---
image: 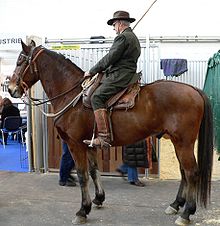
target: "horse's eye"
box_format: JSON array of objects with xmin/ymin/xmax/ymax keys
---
[{"xmin": 17, "ymin": 53, "xmax": 26, "ymax": 66}]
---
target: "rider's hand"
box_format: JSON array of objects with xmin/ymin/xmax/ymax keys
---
[{"xmin": 84, "ymin": 71, "xmax": 92, "ymax": 78}]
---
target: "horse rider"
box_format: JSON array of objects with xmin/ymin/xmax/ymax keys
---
[{"xmin": 83, "ymin": 10, "xmax": 141, "ymax": 148}]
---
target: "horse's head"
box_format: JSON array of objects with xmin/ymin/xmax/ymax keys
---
[{"xmin": 8, "ymin": 40, "xmax": 43, "ymax": 98}]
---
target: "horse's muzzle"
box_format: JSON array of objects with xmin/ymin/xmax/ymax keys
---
[{"xmin": 8, "ymin": 85, "xmax": 22, "ymax": 98}]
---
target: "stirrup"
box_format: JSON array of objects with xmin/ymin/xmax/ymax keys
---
[
  {"xmin": 99, "ymin": 138, "xmax": 111, "ymax": 149},
  {"xmin": 83, "ymin": 137, "xmax": 111, "ymax": 148}
]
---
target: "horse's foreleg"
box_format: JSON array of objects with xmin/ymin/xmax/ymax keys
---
[
  {"xmin": 69, "ymin": 144, "xmax": 92, "ymax": 225},
  {"xmin": 75, "ymin": 169, "xmax": 91, "ymax": 218},
  {"xmin": 88, "ymin": 148, "xmax": 105, "ymax": 207},
  {"xmin": 165, "ymin": 168, "xmax": 186, "ymax": 215}
]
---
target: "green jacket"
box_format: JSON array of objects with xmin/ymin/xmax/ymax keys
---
[{"xmin": 89, "ymin": 27, "xmax": 141, "ymax": 88}]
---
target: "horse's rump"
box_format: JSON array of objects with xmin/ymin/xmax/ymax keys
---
[{"xmin": 110, "ymin": 80, "xmax": 205, "ymax": 146}]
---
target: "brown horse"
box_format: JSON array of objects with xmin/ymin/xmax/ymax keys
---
[{"xmin": 8, "ymin": 40, "xmax": 213, "ymax": 225}]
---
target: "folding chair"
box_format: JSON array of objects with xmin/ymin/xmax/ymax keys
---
[{"xmin": 0, "ymin": 116, "xmax": 22, "ymax": 149}]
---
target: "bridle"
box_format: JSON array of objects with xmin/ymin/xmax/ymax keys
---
[
  {"xmin": 16, "ymin": 46, "xmax": 87, "ymax": 104},
  {"xmin": 15, "ymin": 46, "xmax": 44, "ymax": 93},
  {"xmin": 14, "ymin": 45, "xmax": 89, "ymax": 118}
]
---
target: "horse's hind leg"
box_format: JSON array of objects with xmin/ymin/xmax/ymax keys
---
[
  {"xmin": 87, "ymin": 148, "xmax": 105, "ymax": 207},
  {"xmin": 165, "ymin": 168, "xmax": 186, "ymax": 215},
  {"xmin": 173, "ymin": 143, "xmax": 198, "ymax": 225}
]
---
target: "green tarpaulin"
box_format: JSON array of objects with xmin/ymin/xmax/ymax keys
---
[{"xmin": 203, "ymin": 50, "xmax": 220, "ymax": 154}]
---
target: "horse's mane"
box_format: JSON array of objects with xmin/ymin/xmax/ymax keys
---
[{"xmin": 44, "ymin": 48, "xmax": 84, "ymax": 73}]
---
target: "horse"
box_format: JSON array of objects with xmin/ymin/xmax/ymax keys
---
[{"xmin": 8, "ymin": 40, "xmax": 213, "ymax": 225}]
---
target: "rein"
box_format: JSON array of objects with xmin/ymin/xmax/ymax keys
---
[
  {"xmin": 22, "ymin": 76, "xmax": 86, "ymax": 118},
  {"xmin": 24, "ymin": 89, "xmax": 84, "ymax": 118},
  {"xmin": 25, "ymin": 75, "xmax": 97, "ymax": 118},
  {"xmin": 16, "ymin": 45, "xmax": 91, "ymax": 118},
  {"xmin": 25, "ymin": 76, "xmax": 85, "ymax": 106},
  {"xmin": 18, "ymin": 47, "xmax": 85, "ymax": 106},
  {"xmin": 22, "ymin": 73, "xmax": 97, "ymax": 118},
  {"xmin": 22, "ymin": 75, "xmax": 87, "ymax": 118}
]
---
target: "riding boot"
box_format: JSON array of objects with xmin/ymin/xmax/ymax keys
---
[{"xmin": 83, "ymin": 109, "xmax": 111, "ymax": 148}]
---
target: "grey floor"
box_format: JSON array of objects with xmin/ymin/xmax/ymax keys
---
[{"xmin": 0, "ymin": 171, "xmax": 219, "ymax": 226}]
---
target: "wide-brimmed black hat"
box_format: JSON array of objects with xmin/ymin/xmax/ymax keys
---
[{"xmin": 107, "ymin": 11, "xmax": 136, "ymax": 25}]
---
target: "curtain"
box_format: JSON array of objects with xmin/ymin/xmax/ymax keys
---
[{"xmin": 203, "ymin": 50, "xmax": 220, "ymax": 154}]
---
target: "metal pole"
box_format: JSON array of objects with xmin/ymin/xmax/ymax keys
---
[
  {"xmin": 42, "ymin": 96, "xmax": 49, "ymax": 173},
  {"xmin": 157, "ymin": 138, "xmax": 160, "ymax": 178},
  {"xmin": 27, "ymin": 90, "xmax": 33, "ymax": 172}
]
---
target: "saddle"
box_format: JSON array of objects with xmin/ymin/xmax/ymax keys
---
[{"xmin": 82, "ymin": 73, "xmax": 141, "ymax": 110}]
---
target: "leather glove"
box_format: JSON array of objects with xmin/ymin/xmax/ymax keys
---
[{"xmin": 84, "ymin": 71, "xmax": 93, "ymax": 78}]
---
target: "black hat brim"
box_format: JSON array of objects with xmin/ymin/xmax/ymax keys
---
[{"xmin": 107, "ymin": 18, "xmax": 135, "ymax": 25}]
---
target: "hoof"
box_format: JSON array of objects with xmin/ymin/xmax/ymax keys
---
[
  {"xmin": 92, "ymin": 199, "xmax": 103, "ymax": 209},
  {"xmin": 165, "ymin": 205, "xmax": 178, "ymax": 215},
  {"xmin": 175, "ymin": 216, "xmax": 190, "ymax": 225},
  {"xmin": 72, "ymin": 216, "xmax": 87, "ymax": 225},
  {"xmin": 94, "ymin": 204, "xmax": 103, "ymax": 209}
]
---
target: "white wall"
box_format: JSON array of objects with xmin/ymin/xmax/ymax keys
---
[{"xmin": 158, "ymin": 42, "xmax": 219, "ymax": 60}]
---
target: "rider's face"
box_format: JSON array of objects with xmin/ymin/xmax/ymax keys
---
[{"xmin": 113, "ymin": 20, "xmax": 121, "ymax": 35}]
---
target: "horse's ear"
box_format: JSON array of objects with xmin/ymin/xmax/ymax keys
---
[
  {"xmin": 30, "ymin": 40, "xmax": 36, "ymax": 47},
  {"xmin": 21, "ymin": 40, "xmax": 29, "ymax": 53}
]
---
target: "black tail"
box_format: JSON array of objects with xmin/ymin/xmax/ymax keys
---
[{"xmin": 197, "ymin": 90, "xmax": 213, "ymax": 208}]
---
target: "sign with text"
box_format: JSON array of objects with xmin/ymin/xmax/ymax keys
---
[
  {"xmin": 50, "ymin": 45, "xmax": 81, "ymax": 50},
  {"xmin": 0, "ymin": 34, "xmax": 26, "ymax": 50}
]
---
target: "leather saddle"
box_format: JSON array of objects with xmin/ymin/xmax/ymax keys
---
[{"xmin": 82, "ymin": 72, "xmax": 141, "ymax": 110}]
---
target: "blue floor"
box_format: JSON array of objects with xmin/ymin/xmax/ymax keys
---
[{"xmin": 0, "ymin": 139, "xmax": 28, "ymax": 172}]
